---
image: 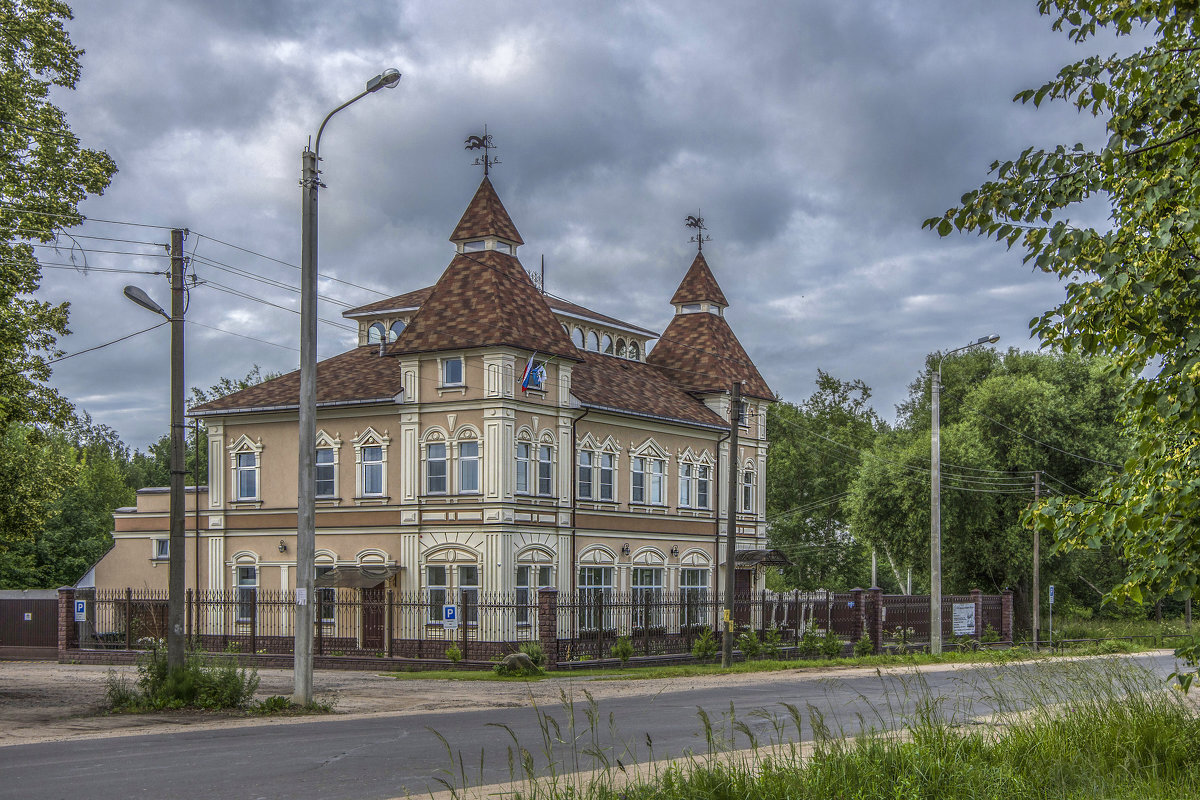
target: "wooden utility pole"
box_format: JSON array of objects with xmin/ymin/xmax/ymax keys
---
[
  {"xmin": 721, "ymin": 381, "xmax": 742, "ymax": 668},
  {"xmin": 1032, "ymin": 471, "xmax": 1040, "ymax": 651}
]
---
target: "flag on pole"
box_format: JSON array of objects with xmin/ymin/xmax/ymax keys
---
[{"xmin": 521, "ymin": 352, "xmax": 542, "ymax": 392}]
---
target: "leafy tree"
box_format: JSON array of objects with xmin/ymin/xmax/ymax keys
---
[
  {"xmin": 924, "ymin": 2, "xmax": 1200, "ymax": 672},
  {"xmin": 767, "ymin": 371, "xmax": 884, "ymax": 591},
  {"xmin": 0, "ymin": 0, "xmax": 117, "ymax": 428},
  {"xmin": 0, "ymin": 423, "xmax": 76, "ymax": 586},
  {"xmin": 847, "ymin": 348, "xmax": 1129, "ymax": 625}
]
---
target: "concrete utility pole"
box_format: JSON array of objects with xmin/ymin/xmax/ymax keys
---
[
  {"xmin": 1032, "ymin": 471, "xmax": 1041, "ymax": 651},
  {"xmin": 168, "ymin": 228, "xmax": 186, "ymax": 670},
  {"xmin": 721, "ymin": 381, "xmax": 742, "ymax": 668},
  {"xmin": 930, "ymin": 333, "xmax": 998, "ymax": 656},
  {"xmin": 295, "ymin": 68, "xmax": 400, "ymax": 706}
]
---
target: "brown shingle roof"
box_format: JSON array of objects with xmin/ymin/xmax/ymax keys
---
[
  {"xmin": 190, "ymin": 347, "xmax": 403, "ymax": 414},
  {"xmin": 646, "ymin": 312, "xmax": 773, "ymax": 400},
  {"xmin": 669, "ymin": 252, "xmax": 728, "ymax": 307},
  {"xmin": 342, "ymin": 287, "xmax": 433, "ymax": 318},
  {"xmin": 449, "ymin": 177, "xmax": 523, "ymax": 245},
  {"xmin": 386, "ymin": 250, "xmax": 580, "ymax": 361},
  {"xmin": 571, "ymin": 352, "xmax": 727, "ymax": 428}
]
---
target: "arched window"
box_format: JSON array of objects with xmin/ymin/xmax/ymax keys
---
[
  {"xmin": 627, "ymin": 341, "xmax": 640, "ymax": 361},
  {"xmin": 367, "ymin": 322, "xmax": 385, "ymax": 344},
  {"xmin": 572, "ymin": 327, "xmax": 585, "ymax": 348},
  {"xmin": 602, "ymin": 334, "xmax": 614, "ymax": 354},
  {"xmin": 586, "ymin": 331, "xmax": 599, "ymax": 352},
  {"xmin": 616, "ymin": 339, "xmax": 627, "ymax": 358},
  {"xmin": 389, "ymin": 320, "xmax": 406, "ymax": 340}
]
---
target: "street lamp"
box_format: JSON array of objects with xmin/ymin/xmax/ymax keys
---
[
  {"xmin": 123, "ymin": 229, "xmax": 187, "ymax": 670},
  {"xmin": 295, "ymin": 68, "xmax": 400, "ymax": 706},
  {"xmin": 930, "ymin": 333, "xmax": 998, "ymax": 655}
]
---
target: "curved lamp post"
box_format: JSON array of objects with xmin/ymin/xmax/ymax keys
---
[
  {"xmin": 296, "ymin": 68, "xmax": 400, "ymax": 705},
  {"xmin": 930, "ymin": 333, "xmax": 998, "ymax": 655}
]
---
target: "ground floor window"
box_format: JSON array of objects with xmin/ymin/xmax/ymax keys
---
[
  {"xmin": 236, "ymin": 566, "xmax": 256, "ymax": 622},
  {"xmin": 516, "ymin": 565, "xmax": 553, "ymax": 625},
  {"xmin": 427, "ymin": 565, "xmax": 447, "ymax": 622},
  {"xmin": 315, "ymin": 565, "xmax": 336, "ymax": 623},
  {"xmin": 631, "ymin": 567, "xmax": 664, "ymax": 629},
  {"xmin": 578, "ymin": 566, "xmax": 613, "ymax": 631},
  {"xmin": 459, "ymin": 564, "xmax": 479, "ymax": 624},
  {"xmin": 681, "ymin": 568, "xmax": 709, "ymax": 628},
  {"xmin": 427, "ymin": 563, "xmax": 480, "ymax": 623}
]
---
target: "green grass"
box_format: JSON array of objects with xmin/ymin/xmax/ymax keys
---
[{"xmin": 428, "ymin": 658, "xmax": 1200, "ymax": 800}]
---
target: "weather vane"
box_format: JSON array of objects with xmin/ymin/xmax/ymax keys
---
[
  {"xmin": 685, "ymin": 212, "xmax": 711, "ymax": 252},
  {"xmin": 465, "ymin": 124, "xmax": 500, "ymax": 176}
]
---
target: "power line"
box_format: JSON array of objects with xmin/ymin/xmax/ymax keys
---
[
  {"xmin": 191, "ymin": 253, "xmax": 355, "ymax": 309},
  {"xmin": 186, "ymin": 320, "xmax": 299, "ymax": 352},
  {"xmin": 970, "ymin": 408, "xmax": 1124, "ymax": 468},
  {"xmin": 0, "ymin": 202, "xmax": 176, "ymax": 230},
  {"xmin": 48, "ymin": 321, "xmax": 168, "ymax": 364},
  {"xmin": 198, "ymin": 280, "xmax": 356, "ymax": 333}
]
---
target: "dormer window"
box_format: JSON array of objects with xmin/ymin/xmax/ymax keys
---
[
  {"xmin": 494, "ymin": 242, "xmax": 513, "ymax": 255},
  {"xmin": 463, "ymin": 240, "xmax": 486, "ymax": 252},
  {"xmin": 682, "ymin": 303, "xmax": 702, "ymax": 314}
]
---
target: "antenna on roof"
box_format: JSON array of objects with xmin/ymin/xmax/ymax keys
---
[
  {"xmin": 465, "ymin": 124, "xmax": 500, "ymax": 177},
  {"xmin": 685, "ymin": 212, "xmax": 711, "ymax": 252}
]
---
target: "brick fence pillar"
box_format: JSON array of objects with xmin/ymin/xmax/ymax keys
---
[
  {"xmin": 58, "ymin": 587, "xmax": 78, "ymax": 660},
  {"xmin": 867, "ymin": 587, "xmax": 884, "ymax": 654},
  {"xmin": 1001, "ymin": 588, "xmax": 1014, "ymax": 644},
  {"xmin": 970, "ymin": 589, "xmax": 983, "ymax": 639},
  {"xmin": 849, "ymin": 588, "xmax": 864, "ymax": 647},
  {"xmin": 538, "ymin": 588, "xmax": 559, "ymax": 671}
]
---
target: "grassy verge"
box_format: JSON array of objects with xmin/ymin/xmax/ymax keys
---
[{"xmin": 431, "ymin": 658, "xmax": 1200, "ymax": 800}]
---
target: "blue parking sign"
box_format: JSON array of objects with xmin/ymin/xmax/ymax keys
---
[
  {"xmin": 1048, "ymin": 585, "xmax": 1055, "ymax": 605},
  {"xmin": 443, "ymin": 604, "xmax": 458, "ymax": 629},
  {"xmin": 74, "ymin": 600, "xmax": 86, "ymax": 622}
]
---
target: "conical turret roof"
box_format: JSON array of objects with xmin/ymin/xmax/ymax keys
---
[
  {"xmin": 449, "ymin": 176, "xmax": 524, "ymax": 245},
  {"xmin": 669, "ymin": 252, "xmax": 728, "ymax": 307}
]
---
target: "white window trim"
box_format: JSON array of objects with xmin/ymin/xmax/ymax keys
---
[
  {"xmin": 315, "ymin": 430, "xmax": 342, "ymax": 500},
  {"xmin": 536, "ymin": 437, "xmax": 555, "ymax": 497},
  {"xmin": 740, "ymin": 461, "xmax": 756, "ymax": 514},
  {"xmin": 152, "ymin": 538, "xmax": 169, "ymax": 561},
  {"xmin": 456, "ymin": 430, "xmax": 481, "ymax": 495},
  {"xmin": 424, "ymin": 432, "xmax": 449, "ymax": 495},
  {"xmin": 677, "ymin": 449, "xmax": 715, "ymax": 510},
  {"xmin": 227, "ymin": 435, "xmax": 263, "ymax": 505},
  {"xmin": 439, "ymin": 355, "xmax": 465, "ymax": 388},
  {"xmin": 352, "ymin": 428, "xmax": 390, "ymax": 501},
  {"xmin": 515, "ymin": 436, "xmax": 533, "ymax": 495}
]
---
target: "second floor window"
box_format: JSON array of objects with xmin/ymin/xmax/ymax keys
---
[
  {"xmin": 537, "ymin": 445, "xmax": 553, "ymax": 496},
  {"xmin": 442, "ymin": 357, "xmax": 464, "ymax": 387},
  {"xmin": 578, "ymin": 450, "xmax": 593, "ymax": 499},
  {"xmin": 315, "ymin": 448, "xmax": 335, "ymax": 497},
  {"xmin": 516, "ymin": 442, "xmax": 531, "ymax": 494},
  {"xmin": 598, "ymin": 452, "xmax": 614, "ymax": 501},
  {"xmin": 235, "ymin": 452, "xmax": 257, "ymax": 500},
  {"xmin": 679, "ymin": 463, "xmax": 693, "ymax": 507},
  {"xmin": 741, "ymin": 468, "xmax": 755, "ymax": 513},
  {"xmin": 697, "ymin": 464, "xmax": 711, "ymax": 509},
  {"xmin": 427, "ymin": 443, "xmax": 447, "ymax": 494},
  {"xmin": 459, "ymin": 441, "xmax": 480, "ymax": 493},
  {"xmin": 361, "ymin": 445, "xmax": 383, "ymax": 496},
  {"xmin": 632, "ymin": 456, "xmax": 665, "ymax": 505}
]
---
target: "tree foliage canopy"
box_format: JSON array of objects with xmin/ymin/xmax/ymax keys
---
[
  {"xmin": 1, "ymin": 0, "xmax": 117, "ymax": 427},
  {"xmin": 925, "ymin": 1, "xmax": 1200, "ymax": 670}
]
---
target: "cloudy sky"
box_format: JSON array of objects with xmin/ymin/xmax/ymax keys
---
[{"xmin": 37, "ymin": 1, "xmax": 1117, "ymax": 449}]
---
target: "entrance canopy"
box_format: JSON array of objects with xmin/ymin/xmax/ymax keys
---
[
  {"xmin": 314, "ymin": 565, "xmax": 401, "ymax": 589},
  {"xmin": 734, "ymin": 549, "xmax": 791, "ymax": 567}
]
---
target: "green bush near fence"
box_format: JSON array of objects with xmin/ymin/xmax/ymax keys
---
[{"xmin": 106, "ymin": 648, "xmax": 259, "ymax": 711}]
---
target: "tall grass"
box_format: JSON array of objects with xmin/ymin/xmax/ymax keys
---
[{"xmin": 431, "ymin": 657, "xmax": 1200, "ymax": 799}]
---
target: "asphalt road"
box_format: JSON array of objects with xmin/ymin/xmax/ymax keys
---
[{"xmin": 0, "ymin": 653, "xmax": 1181, "ymax": 800}]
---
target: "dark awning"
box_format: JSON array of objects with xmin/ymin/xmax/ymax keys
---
[
  {"xmin": 734, "ymin": 549, "xmax": 792, "ymax": 567},
  {"xmin": 314, "ymin": 565, "xmax": 401, "ymax": 589}
]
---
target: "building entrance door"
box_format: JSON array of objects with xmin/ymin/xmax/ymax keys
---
[{"xmin": 361, "ymin": 587, "xmax": 385, "ymax": 650}]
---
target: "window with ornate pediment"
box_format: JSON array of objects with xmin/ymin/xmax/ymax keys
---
[
  {"xmin": 456, "ymin": 428, "xmax": 481, "ymax": 494},
  {"xmin": 353, "ymin": 428, "xmax": 390, "ymax": 499},
  {"xmin": 423, "ymin": 429, "xmax": 448, "ymax": 495},
  {"xmin": 677, "ymin": 448, "xmax": 715, "ymax": 510},
  {"xmin": 741, "ymin": 460, "xmax": 756, "ymax": 513},
  {"xmin": 630, "ymin": 439, "xmax": 667, "ymax": 506},
  {"xmin": 315, "ymin": 431, "xmax": 342, "ymax": 499},
  {"xmin": 577, "ymin": 434, "xmax": 619, "ymax": 502},
  {"xmin": 227, "ymin": 435, "xmax": 263, "ymax": 503}
]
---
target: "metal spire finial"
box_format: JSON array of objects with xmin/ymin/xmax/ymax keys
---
[
  {"xmin": 685, "ymin": 211, "xmax": 711, "ymax": 252},
  {"xmin": 465, "ymin": 124, "xmax": 500, "ymax": 177}
]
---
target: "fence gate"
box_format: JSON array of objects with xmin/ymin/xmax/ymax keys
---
[{"xmin": 361, "ymin": 587, "xmax": 385, "ymax": 651}]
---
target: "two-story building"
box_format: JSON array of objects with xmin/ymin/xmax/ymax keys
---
[{"xmin": 93, "ymin": 175, "xmax": 774, "ymax": 642}]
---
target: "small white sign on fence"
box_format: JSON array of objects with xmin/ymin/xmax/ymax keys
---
[{"xmin": 952, "ymin": 603, "xmax": 976, "ymax": 636}]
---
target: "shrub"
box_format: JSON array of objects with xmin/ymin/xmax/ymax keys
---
[
  {"xmin": 445, "ymin": 643, "xmax": 463, "ymax": 662},
  {"xmin": 738, "ymin": 629, "xmax": 762, "ymax": 659},
  {"xmin": 981, "ymin": 624, "xmax": 1001, "ymax": 644},
  {"xmin": 691, "ymin": 627, "xmax": 718, "ymax": 660},
  {"xmin": 797, "ymin": 627, "xmax": 822, "ymax": 659},
  {"xmin": 108, "ymin": 650, "xmax": 259, "ymax": 711},
  {"xmin": 519, "ymin": 641, "xmax": 546, "ymax": 668},
  {"xmin": 762, "ymin": 627, "xmax": 783, "ymax": 659},
  {"xmin": 610, "ymin": 636, "xmax": 634, "ymax": 664},
  {"xmin": 821, "ymin": 628, "xmax": 843, "ymax": 659},
  {"xmin": 853, "ymin": 634, "xmax": 874, "ymax": 658}
]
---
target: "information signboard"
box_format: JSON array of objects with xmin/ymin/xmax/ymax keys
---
[{"xmin": 952, "ymin": 603, "xmax": 976, "ymax": 636}]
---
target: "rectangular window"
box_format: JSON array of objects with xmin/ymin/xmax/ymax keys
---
[
  {"xmin": 577, "ymin": 450, "xmax": 593, "ymax": 499},
  {"xmin": 315, "ymin": 565, "xmax": 335, "ymax": 623},
  {"xmin": 516, "ymin": 442, "xmax": 531, "ymax": 494},
  {"xmin": 537, "ymin": 445, "xmax": 553, "ymax": 496},
  {"xmin": 649, "ymin": 458, "xmax": 665, "ymax": 505},
  {"xmin": 697, "ymin": 465, "xmax": 711, "ymax": 509},
  {"xmin": 738, "ymin": 399, "xmax": 748, "ymax": 427},
  {"xmin": 427, "ymin": 565, "xmax": 447, "ymax": 622},
  {"xmin": 599, "ymin": 452, "xmax": 614, "ymax": 501},
  {"xmin": 631, "ymin": 456, "xmax": 645, "ymax": 504},
  {"xmin": 442, "ymin": 357, "xmax": 464, "ymax": 386},
  {"xmin": 427, "ymin": 443, "xmax": 447, "ymax": 494},
  {"xmin": 679, "ymin": 463, "xmax": 693, "ymax": 507},
  {"xmin": 459, "ymin": 441, "xmax": 480, "ymax": 493},
  {"xmin": 681, "ymin": 568, "xmax": 708, "ymax": 628},
  {"xmin": 236, "ymin": 566, "xmax": 256, "ymax": 623},
  {"xmin": 361, "ymin": 445, "xmax": 383, "ymax": 496},
  {"xmin": 315, "ymin": 448, "xmax": 335, "ymax": 497},
  {"xmin": 632, "ymin": 567, "xmax": 664, "ymax": 629},
  {"xmin": 459, "ymin": 565, "xmax": 479, "ymax": 624},
  {"xmin": 153, "ymin": 538, "xmax": 169, "ymax": 560},
  {"xmin": 235, "ymin": 452, "xmax": 257, "ymax": 500},
  {"xmin": 741, "ymin": 469, "xmax": 754, "ymax": 513},
  {"xmin": 578, "ymin": 566, "xmax": 613, "ymax": 631}
]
